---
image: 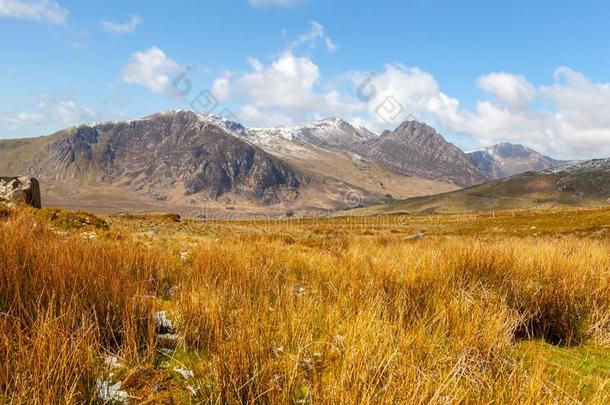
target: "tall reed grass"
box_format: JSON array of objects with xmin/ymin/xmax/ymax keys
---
[{"xmin": 0, "ymin": 206, "xmax": 609, "ymax": 403}]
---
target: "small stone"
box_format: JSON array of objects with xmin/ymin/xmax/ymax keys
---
[
  {"xmin": 155, "ymin": 311, "xmax": 176, "ymax": 334},
  {"xmin": 293, "ymin": 283, "xmax": 307, "ymax": 296},
  {"xmin": 174, "ymin": 367, "xmax": 194, "ymax": 379},
  {"xmin": 404, "ymin": 232, "xmax": 425, "ymax": 241},
  {"xmin": 102, "ymin": 355, "xmax": 122, "ymax": 369},
  {"xmin": 95, "ymin": 378, "xmax": 129, "ymax": 404}
]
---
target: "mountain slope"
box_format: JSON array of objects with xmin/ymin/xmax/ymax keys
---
[
  {"xmin": 468, "ymin": 143, "xmax": 565, "ymax": 179},
  {"xmin": 0, "ymin": 110, "xmax": 302, "ymax": 206},
  {"xmin": 352, "ymin": 121, "xmax": 489, "ymax": 187},
  {"xmin": 365, "ymin": 159, "xmax": 610, "ymax": 214}
]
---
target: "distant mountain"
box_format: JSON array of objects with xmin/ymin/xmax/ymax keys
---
[
  {"xmin": 246, "ymin": 119, "xmax": 489, "ymax": 188},
  {"xmin": 1, "ymin": 110, "xmax": 302, "ymax": 205},
  {"xmin": 168, "ymin": 115, "xmax": 487, "ymax": 190},
  {"xmin": 352, "ymin": 121, "xmax": 489, "ymax": 187},
  {"xmin": 366, "ymin": 158, "xmax": 610, "ymax": 214},
  {"xmin": 468, "ymin": 143, "xmax": 565, "ymax": 179},
  {"xmin": 211, "ymin": 115, "xmax": 460, "ymax": 209},
  {"xmin": 0, "ymin": 111, "xmax": 458, "ymax": 215}
]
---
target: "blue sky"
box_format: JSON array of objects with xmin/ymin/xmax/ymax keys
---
[{"xmin": 1, "ymin": 0, "xmax": 610, "ymax": 159}]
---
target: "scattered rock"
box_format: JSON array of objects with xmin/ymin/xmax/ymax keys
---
[
  {"xmin": 293, "ymin": 283, "xmax": 307, "ymax": 296},
  {"xmin": 155, "ymin": 311, "xmax": 176, "ymax": 334},
  {"xmin": 133, "ymin": 230, "xmax": 157, "ymax": 239},
  {"xmin": 155, "ymin": 311, "xmax": 179, "ymax": 349},
  {"xmin": 95, "ymin": 378, "xmax": 129, "ymax": 404},
  {"xmin": 82, "ymin": 231, "xmax": 98, "ymax": 240},
  {"xmin": 272, "ymin": 346, "xmax": 285, "ymax": 357},
  {"xmin": 0, "ymin": 177, "xmax": 41, "ymax": 208},
  {"xmin": 159, "ymin": 347, "xmax": 174, "ymax": 355},
  {"xmin": 404, "ymin": 232, "xmax": 425, "ymax": 241},
  {"xmin": 102, "ymin": 355, "xmax": 123, "ymax": 370},
  {"xmin": 157, "ymin": 333, "xmax": 179, "ymax": 343},
  {"xmin": 173, "ymin": 367, "xmax": 194, "ymax": 379}
]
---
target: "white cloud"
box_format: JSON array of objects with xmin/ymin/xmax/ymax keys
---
[
  {"xmin": 444, "ymin": 68, "xmax": 610, "ymax": 158},
  {"xmin": 51, "ymin": 100, "xmax": 96, "ymax": 124},
  {"xmin": 0, "ymin": 0, "xmax": 68, "ymax": 25},
  {"xmin": 324, "ymin": 37, "xmax": 338, "ymax": 52},
  {"xmin": 209, "ymin": 47, "xmax": 610, "ymax": 159},
  {"xmin": 477, "ymin": 72, "xmax": 535, "ymax": 111},
  {"xmin": 239, "ymin": 104, "xmax": 293, "ymax": 127},
  {"xmin": 248, "ymin": 0, "xmax": 299, "ymax": 7},
  {"xmin": 287, "ymin": 21, "xmax": 338, "ymax": 53},
  {"xmin": 102, "ymin": 14, "xmax": 142, "ymax": 36},
  {"xmin": 2, "ymin": 112, "xmax": 44, "ymax": 126},
  {"xmin": 210, "ymin": 77, "xmax": 231, "ymax": 102},
  {"xmin": 347, "ymin": 64, "xmax": 460, "ymax": 128},
  {"xmin": 2, "ymin": 95, "xmax": 97, "ymax": 131},
  {"xmin": 341, "ymin": 65, "xmax": 610, "ymax": 158},
  {"xmin": 541, "ymin": 67, "xmax": 610, "ymax": 129},
  {"xmin": 237, "ymin": 51, "xmax": 321, "ymax": 110},
  {"xmin": 121, "ymin": 47, "xmax": 180, "ymax": 94}
]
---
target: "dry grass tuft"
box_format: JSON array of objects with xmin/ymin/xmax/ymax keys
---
[{"xmin": 0, "ymin": 206, "xmax": 609, "ymax": 403}]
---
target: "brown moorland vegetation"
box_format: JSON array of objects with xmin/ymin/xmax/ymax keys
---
[{"xmin": 0, "ymin": 205, "xmax": 609, "ymax": 403}]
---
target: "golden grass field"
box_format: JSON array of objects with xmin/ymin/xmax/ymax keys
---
[{"xmin": 1, "ymin": 204, "xmax": 610, "ymax": 404}]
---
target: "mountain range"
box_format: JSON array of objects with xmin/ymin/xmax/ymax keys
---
[
  {"xmin": 0, "ymin": 109, "xmax": 585, "ymax": 216},
  {"xmin": 366, "ymin": 159, "xmax": 610, "ymax": 214}
]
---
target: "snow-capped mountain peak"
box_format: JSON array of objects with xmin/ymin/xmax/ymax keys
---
[{"xmin": 246, "ymin": 117, "xmax": 377, "ymax": 149}]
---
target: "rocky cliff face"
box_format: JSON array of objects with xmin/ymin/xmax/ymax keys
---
[
  {"xmin": 21, "ymin": 110, "xmax": 301, "ymax": 204},
  {"xmin": 468, "ymin": 143, "xmax": 565, "ymax": 179},
  {"xmin": 353, "ymin": 121, "xmax": 488, "ymax": 187}
]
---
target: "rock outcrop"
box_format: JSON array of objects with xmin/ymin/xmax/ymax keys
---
[{"xmin": 0, "ymin": 177, "xmax": 41, "ymax": 208}]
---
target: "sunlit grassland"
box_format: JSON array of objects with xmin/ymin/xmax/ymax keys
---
[{"xmin": 1, "ymin": 205, "xmax": 609, "ymax": 403}]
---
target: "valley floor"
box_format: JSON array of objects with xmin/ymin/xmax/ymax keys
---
[{"xmin": 1, "ymin": 205, "xmax": 610, "ymax": 403}]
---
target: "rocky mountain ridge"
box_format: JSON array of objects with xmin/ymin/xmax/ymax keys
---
[
  {"xmin": 6, "ymin": 110, "xmax": 302, "ymax": 205},
  {"xmin": 0, "ymin": 109, "xmax": 572, "ymax": 214},
  {"xmin": 468, "ymin": 142, "xmax": 565, "ymax": 179}
]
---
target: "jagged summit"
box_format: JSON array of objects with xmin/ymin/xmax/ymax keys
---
[{"xmin": 352, "ymin": 120, "xmax": 488, "ymax": 187}]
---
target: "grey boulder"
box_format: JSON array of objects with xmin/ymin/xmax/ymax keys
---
[{"xmin": 0, "ymin": 177, "xmax": 41, "ymax": 208}]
